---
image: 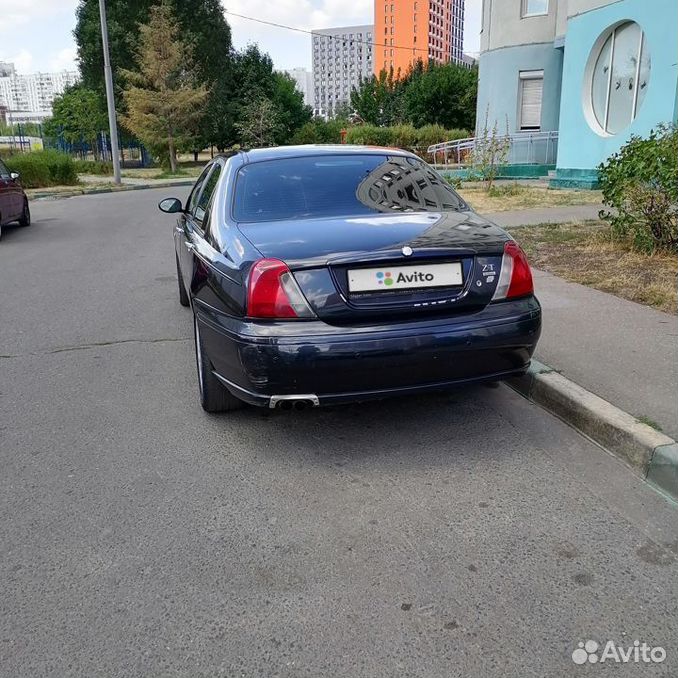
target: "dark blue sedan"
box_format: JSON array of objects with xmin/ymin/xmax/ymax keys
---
[{"xmin": 159, "ymin": 146, "xmax": 541, "ymax": 412}]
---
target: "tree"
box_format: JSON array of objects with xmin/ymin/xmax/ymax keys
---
[
  {"xmin": 235, "ymin": 97, "xmax": 282, "ymax": 148},
  {"xmin": 403, "ymin": 62, "xmax": 477, "ymax": 130},
  {"xmin": 271, "ymin": 72, "xmax": 312, "ymax": 145},
  {"xmin": 350, "ymin": 61, "xmax": 477, "ymax": 130},
  {"xmin": 120, "ymin": 3, "xmax": 209, "ymax": 171},
  {"xmin": 226, "ymin": 46, "xmax": 310, "ymax": 147},
  {"xmin": 43, "ymin": 86, "xmax": 108, "ymax": 158},
  {"xmin": 74, "ymin": 0, "xmax": 233, "ymax": 148},
  {"xmin": 350, "ymin": 68, "xmax": 406, "ymax": 126}
]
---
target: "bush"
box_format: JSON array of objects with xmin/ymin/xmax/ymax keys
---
[
  {"xmin": 290, "ymin": 118, "xmax": 347, "ymax": 145},
  {"xmin": 487, "ymin": 183, "xmax": 525, "ymax": 198},
  {"xmin": 414, "ymin": 124, "xmax": 468, "ymax": 150},
  {"xmin": 4, "ymin": 150, "xmax": 79, "ymax": 188},
  {"xmin": 345, "ymin": 124, "xmax": 394, "ymax": 147},
  {"xmin": 343, "ymin": 124, "xmax": 470, "ymax": 152},
  {"xmin": 73, "ymin": 159, "xmax": 113, "ymax": 175},
  {"xmin": 598, "ymin": 124, "xmax": 678, "ymax": 254},
  {"xmin": 389, "ymin": 124, "xmax": 418, "ymax": 149}
]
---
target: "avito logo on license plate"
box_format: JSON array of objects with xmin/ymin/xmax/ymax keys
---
[{"xmin": 348, "ymin": 263, "xmax": 463, "ymax": 292}]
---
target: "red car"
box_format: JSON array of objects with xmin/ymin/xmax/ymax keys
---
[{"xmin": 0, "ymin": 157, "xmax": 31, "ymax": 240}]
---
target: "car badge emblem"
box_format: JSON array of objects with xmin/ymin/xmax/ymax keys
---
[{"xmin": 401, "ymin": 246, "xmax": 413, "ymax": 257}]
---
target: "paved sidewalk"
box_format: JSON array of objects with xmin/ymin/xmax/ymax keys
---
[
  {"xmin": 533, "ymin": 269, "xmax": 678, "ymax": 439},
  {"xmin": 490, "ymin": 204, "xmax": 603, "ymax": 228},
  {"xmin": 78, "ymin": 173, "xmax": 197, "ymax": 186}
]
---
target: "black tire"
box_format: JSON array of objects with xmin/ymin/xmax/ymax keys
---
[
  {"xmin": 194, "ymin": 314, "xmax": 243, "ymax": 413},
  {"xmin": 18, "ymin": 199, "xmax": 30, "ymax": 227},
  {"xmin": 176, "ymin": 254, "xmax": 190, "ymax": 307}
]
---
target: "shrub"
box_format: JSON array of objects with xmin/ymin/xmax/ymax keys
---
[
  {"xmin": 472, "ymin": 107, "xmax": 510, "ymax": 191},
  {"xmin": 290, "ymin": 118, "xmax": 347, "ymax": 145},
  {"xmin": 73, "ymin": 159, "xmax": 113, "ymax": 175},
  {"xmin": 487, "ymin": 183, "xmax": 525, "ymax": 198},
  {"xmin": 414, "ymin": 124, "xmax": 468, "ymax": 150},
  {"xmin": 598, "ymin": 124, "xmax": 678, "ymax": 254},
  {"xmin": 345, "ymin": 124, "xmax": 394, "ymax": 147},
  {"xmin": 343, "ymin": 124, "xmax": 470, "ymax": 152},
  {"xmin": 389, "ymin": 124, "xmax": 417, "ymax": 149},
  {"xmin": 4, "ymin": 150, "xmax": 79, "ymax": 188},
  {"xmin": 445, "ymin": 175, "xmax": 462, "ymax": 189}
]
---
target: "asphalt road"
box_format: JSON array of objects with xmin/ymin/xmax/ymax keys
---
[{"xmin": 1, "ymin": 189, "xmax": 677, "ymax": 678}]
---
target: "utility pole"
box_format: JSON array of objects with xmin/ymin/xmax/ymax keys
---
[{"xmin": 99, "ymin": 0, "xmax": 122, "ymax": 184}]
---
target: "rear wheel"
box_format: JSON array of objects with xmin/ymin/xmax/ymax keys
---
[
  {"xmin": 18, "ymin": 199, "xmax": 30, "ymax": 227},
  {"xmin": 194, "ymin": 314, "xmax": 243, "ymax": 413},
  {"xmin": 176, "ymin": 254, "xmax": 190, "ymax": 307}
]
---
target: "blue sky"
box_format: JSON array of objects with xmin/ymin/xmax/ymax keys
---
[{"xmin": 0, "ymin": 0, "xmax": 482, "ymax": 74}]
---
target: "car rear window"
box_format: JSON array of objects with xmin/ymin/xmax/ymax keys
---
[{"xmin": 232, "ymin": 154, "xmax": 466, "ymax": 223}]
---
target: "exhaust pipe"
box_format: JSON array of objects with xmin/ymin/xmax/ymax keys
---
[{"xmin": 269, "ymin": 394, "xmax": 320, "ymax": 410}]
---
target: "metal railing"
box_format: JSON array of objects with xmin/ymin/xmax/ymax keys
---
[{"xmin": 428, "ymin": 130, "xmax": 559, "ymax": 167}]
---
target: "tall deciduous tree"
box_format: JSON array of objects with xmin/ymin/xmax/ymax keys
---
[
  {"xmin": 271, "ymin": 72, "xmax": 312, "ymax": 145},
  {"xmin": 120, "ymin": 3, "xmax": 209, "ymax": 171},
  {"xmin": 44, "ymin": 85, "xmax": 108, "ymax": 158},
  {"xmin": 350, "ymin": 61, "xmax": 477, "ymax": 130},
  {"xmin": 350, "ymin": 68, "xmax": 406, "ymax": 127},
  {"xmin": 403, "ymin": 62, "xmax": 477, "ymax": 130},
  {"xmin": 235, "ymin": 97, "xmax": 282, "ymax": 148}
]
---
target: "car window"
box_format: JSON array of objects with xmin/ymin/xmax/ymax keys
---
[
  {"xmin": 0, "ymin": 159, "xmax": 10, "ymax": 179},
  {"xmin": 186, "ymin": 165, "xmax": 212, "ymax": 216},
  {"xmin": 194, "ymin": 164, "xmax": 222, "ymax": 224},
  {"xmin": 232, "ymin": 154, "xmax": 466, "ymax": 223}
]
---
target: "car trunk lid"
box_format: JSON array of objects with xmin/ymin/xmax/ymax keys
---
[{"xmin": 237, "ymin": 211, "xmax": 509, "ymax": 322}]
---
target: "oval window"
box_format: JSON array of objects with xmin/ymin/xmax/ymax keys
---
[{"xmin": 588, "ymin": 22, "xmax": 650, "ymax": 135}]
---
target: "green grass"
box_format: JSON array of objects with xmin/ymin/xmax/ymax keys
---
[
  {"xmin": 636, "ymin": 415, "xmax": 663, "ymax": 431},
  {"xmin": 509, "ymin": 221, "xmax": 677, "ymax": 314}
]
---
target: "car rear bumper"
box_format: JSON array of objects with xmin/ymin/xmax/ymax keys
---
[{"xmin": 196, "ymin": 297, "xmax": 542, "ymax": 407}]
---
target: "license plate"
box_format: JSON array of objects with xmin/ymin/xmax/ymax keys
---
[{"xmin": 348, "ymin": 262, "xmax": 463, "ymax": 292}]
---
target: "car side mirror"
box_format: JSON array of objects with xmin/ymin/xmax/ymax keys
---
[
  {"xmin": 158, "ymin": 197, "xmax": 184, "ymax": 213},
  {"xmin": 10, "ymin": 172, "xmax": 20, "ymax": 181}
]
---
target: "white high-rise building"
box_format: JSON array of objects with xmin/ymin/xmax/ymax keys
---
[
  {"xmin": 0, "ymin": 65, "xmax": 79, "ymax": 123},
  {"xmin": 284, "ymin": 67, "xmax": 314, "ymax": 109},
  {"xmin": 312, "ymin": 25, "xmax": 374, "ymax": 119}
]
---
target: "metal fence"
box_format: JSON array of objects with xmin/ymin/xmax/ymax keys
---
[
  {"xmin": 45, "ymin": 131, "xmax": 150, "ymax": 167},
  {"xmin": 428, "ymin": 130, "xmax": 559, "ymax": 167}
]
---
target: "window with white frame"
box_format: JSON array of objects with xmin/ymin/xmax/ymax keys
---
[
  {"xmin": 518, "ymin": 70, "xmax": 544, "ymax": 130},
  {"xmin": 589, "ymin": 21, "xmax": 650, "ymax": 135},
  {"xmin": 521, "ymin": 0, "xmax": 548, "ymax": 17}
]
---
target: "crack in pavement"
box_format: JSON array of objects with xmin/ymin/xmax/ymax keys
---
[{"xmin": 0, "ymin": 336, "xmax": 192, "ymax": 359}]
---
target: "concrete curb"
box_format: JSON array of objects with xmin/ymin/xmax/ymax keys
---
[
  {"xmin": 508, "ymin": 360, "xmax": 678, "ymax": 502},
  {"xmin": 28, "ymin": 180, "xmax": 195, "ymax": 201}
]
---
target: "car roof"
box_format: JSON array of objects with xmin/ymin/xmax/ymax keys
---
[{"xmin": 234, "ymin": 144, "xmax": 415, "ymax": 164}]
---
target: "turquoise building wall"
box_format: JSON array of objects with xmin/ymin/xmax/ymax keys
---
[
  {"xmin": 476, "ymin": 43, "xmax": 564, "ymax": 134},
  {"xmin": 553, "ymin": 0, "xmax": 678, "ymax": 187}
]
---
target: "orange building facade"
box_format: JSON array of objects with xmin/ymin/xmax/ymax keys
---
[{"xmin": 374, "ymin": 0, "xmax": 465, "ymax": 76}]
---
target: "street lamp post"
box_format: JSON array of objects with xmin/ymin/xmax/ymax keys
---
[{"xmin": 98, "ymin": 0, "xmax": 122, "ymax": 184}]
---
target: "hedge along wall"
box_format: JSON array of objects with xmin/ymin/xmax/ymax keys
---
[{"xmin": 344, "ymin": 124, "xmax": 469, "ymax": 157}]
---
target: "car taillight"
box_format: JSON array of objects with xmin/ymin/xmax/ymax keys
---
[
  {"xmin": 492, "ymin": 241, "xmax": 534, "ymax": 301},
  {"xmin": 247, "ymin": 258, "xmax": 315, "ymax": 319}
]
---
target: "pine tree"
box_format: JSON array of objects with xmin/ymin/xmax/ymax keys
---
[{"xmin": 120, "ymin": 2, "xmax": 209, "ymax": 171}]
